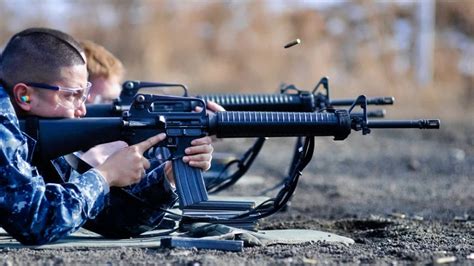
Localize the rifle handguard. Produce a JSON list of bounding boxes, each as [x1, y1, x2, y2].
[[198, 93, 315, 112], [209, 111, 352, 141]]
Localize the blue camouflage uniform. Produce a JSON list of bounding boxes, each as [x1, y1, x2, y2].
[[0, 86, 109, 245], [0, 85, 178, 243], [49, 155, 178, 239]]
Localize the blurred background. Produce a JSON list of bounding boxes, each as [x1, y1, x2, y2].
[[0, 0, 472, 120]]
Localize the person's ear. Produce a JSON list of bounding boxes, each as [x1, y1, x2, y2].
[[12, 83, 33, 111]]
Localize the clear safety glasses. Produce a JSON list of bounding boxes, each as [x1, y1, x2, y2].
[[26, 82, 92, 109]]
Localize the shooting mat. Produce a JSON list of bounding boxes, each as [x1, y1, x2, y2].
[[0, 227, 353, 250]]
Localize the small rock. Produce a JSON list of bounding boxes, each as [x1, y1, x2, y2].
[[302, 257, 318, 264], [390, 212, 406, 219], [434, 256, 456, 264], [369, 214, 384, 220], [412, 215, 424, 221], [433, 251, 448, 255], [407, 159, 421, 171], [449, 148, 465, 162], [467, 253, 474, 260], [454, 216, 468, 222]]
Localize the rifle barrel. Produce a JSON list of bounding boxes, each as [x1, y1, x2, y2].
[[330, 97, 394, 106], [367, 119, 440, 129]]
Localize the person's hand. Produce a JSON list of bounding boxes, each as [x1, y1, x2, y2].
[[81, 141, 128, 167], [95, 133, 166, 187], [194, 100, 225, 115], [164, 136, 214, 187], [183, 136, 213, 171], [206, 101, 225, 113]]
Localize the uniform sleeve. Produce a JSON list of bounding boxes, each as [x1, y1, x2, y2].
[[0, 105, 109, 245]]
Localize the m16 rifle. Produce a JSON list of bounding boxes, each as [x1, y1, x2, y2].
[[197, 77, 393, 113], [20, 93, 439, 227], [85, 78, 392, 192], [85, 77, 391, 117]]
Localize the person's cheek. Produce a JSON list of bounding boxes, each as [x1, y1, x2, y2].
[[60, 105, 76, 118]]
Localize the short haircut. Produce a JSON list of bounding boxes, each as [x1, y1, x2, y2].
[[80, 40, 124, 80], [0, 27, 86, 91]]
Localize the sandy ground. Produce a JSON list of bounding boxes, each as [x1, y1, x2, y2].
[[0, 120, 472, 265]]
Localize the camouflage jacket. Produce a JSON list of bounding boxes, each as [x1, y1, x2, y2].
[[0, 86, 109, 245]]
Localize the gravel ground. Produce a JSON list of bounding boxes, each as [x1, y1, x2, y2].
[[0, 120, 472, 265]]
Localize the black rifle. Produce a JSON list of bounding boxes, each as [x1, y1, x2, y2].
[[21, 93, 439, 210], [85, 78, 389, 192], [86, 78, 391, 117], [197, 77, 393, 113]]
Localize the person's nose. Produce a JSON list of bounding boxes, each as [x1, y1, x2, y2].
[[75, 102, 87, 117]]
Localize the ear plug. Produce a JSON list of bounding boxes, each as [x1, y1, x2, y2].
[[20, 95, 30, 103]]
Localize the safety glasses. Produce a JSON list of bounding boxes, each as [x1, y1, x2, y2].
[[26, 82, 92, 109]]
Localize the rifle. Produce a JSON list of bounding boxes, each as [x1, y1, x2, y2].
[[85, 78, 390, 192], [197, 77, 393, 113], [85, 78, 391, 117], [20, 93, 439, 212]]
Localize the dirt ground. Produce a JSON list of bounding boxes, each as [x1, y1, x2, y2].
[[0, 120, 472, 265]]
